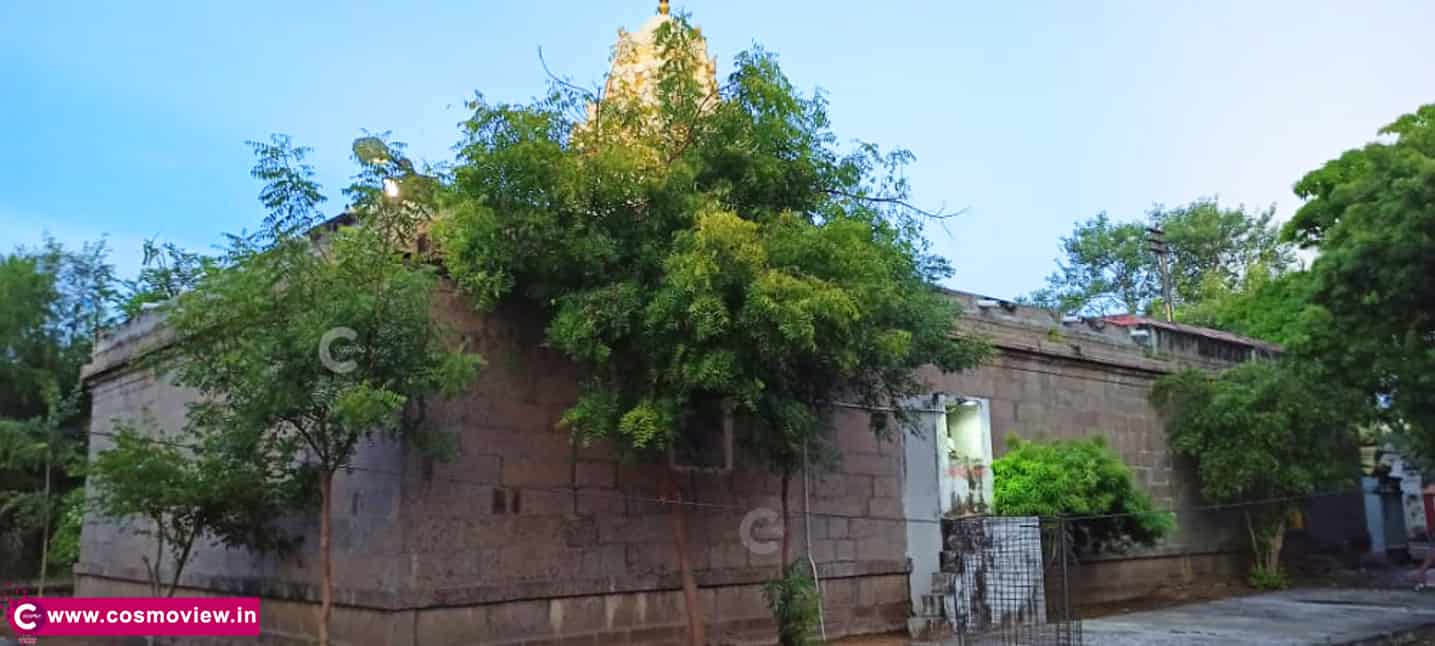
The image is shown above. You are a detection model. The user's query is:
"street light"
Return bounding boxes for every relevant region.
[382,178,401,199]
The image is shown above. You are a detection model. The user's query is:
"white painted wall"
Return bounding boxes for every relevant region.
[940,399,993,517]
[902,395,945,613]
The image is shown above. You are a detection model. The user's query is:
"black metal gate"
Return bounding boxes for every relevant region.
[941,516,1082,646]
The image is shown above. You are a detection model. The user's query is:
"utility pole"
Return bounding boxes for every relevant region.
[1146,226,1175,322]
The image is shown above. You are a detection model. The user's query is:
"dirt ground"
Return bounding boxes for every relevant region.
[831,633,910,646]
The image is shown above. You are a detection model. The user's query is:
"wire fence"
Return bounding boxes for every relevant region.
[939,516,1082,646]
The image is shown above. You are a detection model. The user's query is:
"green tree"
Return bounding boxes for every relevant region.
[120,239,215,319]
[992,436,1172,554]
[1176,269,1315,346]
[246,134,328,244]
[157,135,481,645]
[435,16,986,644]
[1151,359,1360,587]
[1028,199,1294,316]
[1285,104,1435,453]
[0,239,115,584]
[89,421,300,597]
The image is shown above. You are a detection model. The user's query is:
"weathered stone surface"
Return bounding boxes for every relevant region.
[76,287,1279,642]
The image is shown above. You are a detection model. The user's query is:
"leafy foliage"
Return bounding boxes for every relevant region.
[0,239,114,579]
[1176,269,1315,347]
[120,239,215,319]
[763,560,821,646]
[45,486,84,577]
[1247,564,1288,591]
[1027,199,1294,317]
[245,134,327,244]
[1151,359,1361,577]
[89,421,301,596]
[1285,103,1435,452]
[155,134,482,643]
[1,239,115,421]
[435,17,987,472]
[992,436,1172,553]
[164,138,482,479]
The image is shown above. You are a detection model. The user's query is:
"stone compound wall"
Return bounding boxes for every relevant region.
[76,291,909,645]
[75,289,1259,644]
[930,292,1251,605]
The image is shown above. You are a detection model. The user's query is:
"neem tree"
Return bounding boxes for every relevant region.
[88,421,302,598]
[1285,104,1435,454]
[435,14,986,644]
[1152,360,1360,588]
[160,135,481,645]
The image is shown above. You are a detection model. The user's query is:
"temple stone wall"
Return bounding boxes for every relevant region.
[76,289,1264,644]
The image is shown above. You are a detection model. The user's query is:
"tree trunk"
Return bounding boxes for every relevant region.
[167,527,199,598]
[143,517,165,598]
[1245,510,1287,572]
[37,453,52,595]
[1266,518,1287,572]
[664,469,705,646]
[780,473,791,573]
[319,469,335,646]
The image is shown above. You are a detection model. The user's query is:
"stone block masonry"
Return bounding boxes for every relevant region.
[75,292,910,644]
[75,288,1269,643]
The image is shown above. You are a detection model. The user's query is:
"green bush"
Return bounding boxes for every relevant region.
[46,487,85,577]
[764,561,820,646]
[1247,565,1288,590]
[993,436,1173,553]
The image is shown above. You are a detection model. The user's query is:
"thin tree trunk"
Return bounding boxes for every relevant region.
[1245,511,1287,572]
[319,469,334,646]
[37,453,52,595]
[143,527,161,646]
[1266,518,1287,572]
[780,473,791,573]
[167,527,199,597]
[664,469,705,646]
[1244,511,1260,562]
[143,518,165,598]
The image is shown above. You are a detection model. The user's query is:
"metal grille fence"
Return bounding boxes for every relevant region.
[943,516,1082,646]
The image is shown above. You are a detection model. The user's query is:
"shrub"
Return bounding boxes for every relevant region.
[1248,564,1288,590]
[993,436,1173,553]
[764,561,820,646]
[46,487,85,577]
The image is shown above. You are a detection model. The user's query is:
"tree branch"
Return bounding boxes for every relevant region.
[823,189,967,221]
[538,47,601,106]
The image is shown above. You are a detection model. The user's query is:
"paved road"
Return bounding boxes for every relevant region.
[1082,587,1435,645]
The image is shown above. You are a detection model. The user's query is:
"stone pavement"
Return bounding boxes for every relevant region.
[1080,587,1435,645]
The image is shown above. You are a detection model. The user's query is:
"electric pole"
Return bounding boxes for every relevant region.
[1146,226,1175,322]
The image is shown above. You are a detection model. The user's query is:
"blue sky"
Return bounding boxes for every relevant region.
[3,1,1432,299]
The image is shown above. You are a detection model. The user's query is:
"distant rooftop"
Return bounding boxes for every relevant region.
[1101,314,1282,354]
